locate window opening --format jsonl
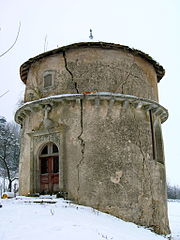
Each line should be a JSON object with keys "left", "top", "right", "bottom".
{"left": 149, "top": 110, "right": 156, "bottom": 160}
{"left": 44, "top": 74, "right": 52, "bottom": 88}
{"left": 41, "top": 145, "right": 48, "bottom": 155}
{"left": 154, "top": 120, "right": 164, "bottom": 164}
{"left": 53, "top": 144, "right": 58, "bottom": 153}
{"left": 40, "top": 143, "right": 59, "bottom": 156}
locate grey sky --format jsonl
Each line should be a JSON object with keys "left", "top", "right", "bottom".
{"left": 0, "top": 0, "right": 179, "bottom": 185}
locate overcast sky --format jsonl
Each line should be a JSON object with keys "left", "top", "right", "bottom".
{"left": 0, "top": 0, "right": 179, "bottom": 185}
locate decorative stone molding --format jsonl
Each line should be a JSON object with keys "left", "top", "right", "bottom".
{"left": 15, "top": 92, "right": 168, "bottom": 125}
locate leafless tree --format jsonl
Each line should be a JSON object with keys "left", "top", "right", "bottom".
{"left": 0, "top": 90, "right": 9, "bottom": 98}
{"left": 0, "top": 117, "right": 20, "bottom": 191}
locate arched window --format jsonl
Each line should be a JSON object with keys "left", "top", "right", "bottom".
{"left": 40, "top": 143, "right": 59, "bottom": 156}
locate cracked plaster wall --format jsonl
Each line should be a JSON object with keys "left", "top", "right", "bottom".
{"left": 19, "top": 46, "right": 169, "bottom": 235}
{"left": 74, "top": 100, "right": 169, "bottom": 234}
{"left": 24, "top": 47, "right": 158, "bottom": 102}
{"left": 19, "top": 98, "right": 170, "bottom": 234}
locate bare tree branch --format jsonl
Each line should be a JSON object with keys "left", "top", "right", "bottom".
{"left": 0, "top": 90, "right": 9, "bottom": 98}
{"left": 0, "top": 22, "right": 21, "bottom": 57}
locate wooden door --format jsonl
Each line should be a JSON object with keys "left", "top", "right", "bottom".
{"left": 39, "top": 143, "right": 59, "bottom": 194}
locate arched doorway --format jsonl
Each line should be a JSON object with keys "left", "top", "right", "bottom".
{"left": 39, "top": 142, "right": 59, "bottom": 194}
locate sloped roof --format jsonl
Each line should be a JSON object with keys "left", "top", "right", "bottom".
{"left": 20, "top": 42, "right": 165, "bottom": 84}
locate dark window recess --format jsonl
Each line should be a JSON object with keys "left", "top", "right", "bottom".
{"left": 53, "top": 156, "right": 59, "bottom": 173}
{"left": 41, "top": 158, "right": 48, "bottom": 174}
{"left": 44, "top": 74, "right": 52, "bottom": 88}
{"left": 41, "top": 145, "right": 48, "bottom": 155}
{"left": 149, "top": 110, "right": 156, "bottom": 160}
{"left": 154, "top": 121, "right": 164, "bottom": 164}
{"left": 53, "top": 144, "right": 59, "bottom": 153}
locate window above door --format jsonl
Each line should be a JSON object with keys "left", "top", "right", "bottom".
{"left": 40, "top": 142, "right": 59, "bottom": 157}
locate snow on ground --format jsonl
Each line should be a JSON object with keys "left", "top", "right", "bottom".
{"left": 168, "top": 200, "right": 180, "bottom": 240}
{"left": 0, "top": 197, "right": 179, "bottom": 240}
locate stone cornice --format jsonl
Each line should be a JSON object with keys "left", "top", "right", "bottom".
{"left": 15, "top": 93, "right": 168, "bottom": 125}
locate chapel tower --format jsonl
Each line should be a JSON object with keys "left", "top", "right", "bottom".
{"left": 15, "top": 42, "right": 170, "bottom": 235}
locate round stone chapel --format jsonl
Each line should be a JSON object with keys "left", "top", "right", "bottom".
{"left": 15, "top": 42, "right": 170, "bottom": 235}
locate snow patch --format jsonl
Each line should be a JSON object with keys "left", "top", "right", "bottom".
{"left": 0, "top": 197, "right": 176, "bottom": 240}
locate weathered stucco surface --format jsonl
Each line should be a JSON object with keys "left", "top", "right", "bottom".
{"left": 24, "top": 47, "right": 158, "bottom": 102}
{"left": 16, "top": 43, "right": 170, "bottom": 235}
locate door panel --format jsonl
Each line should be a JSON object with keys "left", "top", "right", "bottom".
{"left": 40, "top": 156, "right": 59, "bottom": 194}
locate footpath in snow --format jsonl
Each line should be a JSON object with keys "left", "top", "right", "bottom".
{"left": 0, "top": 197, "right": 179, "bottom": 240}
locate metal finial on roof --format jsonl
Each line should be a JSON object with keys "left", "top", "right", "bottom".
{"left": 89, "top": 29, "right": 93, "bottom": 40}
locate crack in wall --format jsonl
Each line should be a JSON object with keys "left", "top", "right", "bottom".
{"left": 63, "top": 51, "right": 79, "bottom": 94}
{"left": 121, "top": 59, "right": 135, "bottom": 94}
{"left": 62, "top": 51, "right": 85, "bottom": 199}
{"left": 121, "top": 71, "right": 131, "bottom": 94}
{"left": 77, "top": 99, "right": 85, "bottom": 199}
